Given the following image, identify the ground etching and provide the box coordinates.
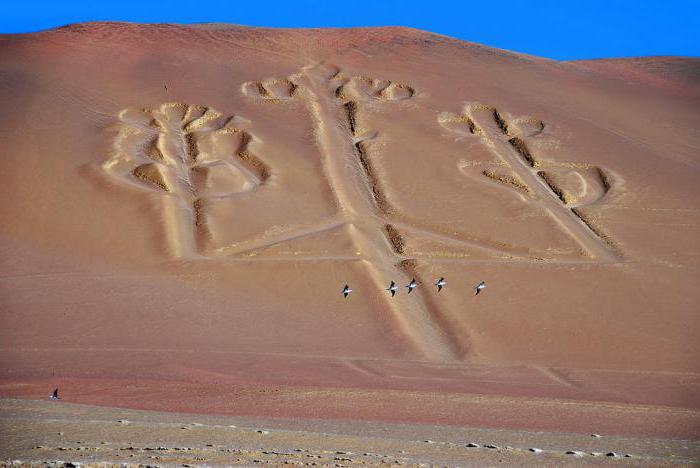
[102,102,269,259]
[243,64,469,361]
[439,103,623,261]
[99,72,623,362]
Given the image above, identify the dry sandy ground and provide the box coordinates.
[1,399,699,466]
[0,22,699,463]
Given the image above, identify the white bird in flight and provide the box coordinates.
[342,284,352,298]
[406,278,417,294]
[474,281,486,295]
[436,277,446,292]
[386,281,398,297]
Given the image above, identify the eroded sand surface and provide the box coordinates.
[0,22,699,455]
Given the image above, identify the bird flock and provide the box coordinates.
[343,279,485,298]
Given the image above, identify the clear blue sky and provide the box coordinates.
[2,0,699,60]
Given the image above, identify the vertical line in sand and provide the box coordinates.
[158,114,199,259]
[300,74,464,361]
[161,195,195,259]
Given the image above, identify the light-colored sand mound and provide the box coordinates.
[0,23,699,439]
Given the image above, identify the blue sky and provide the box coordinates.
[2,0,699,60]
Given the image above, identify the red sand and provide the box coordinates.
[0,23,699,440]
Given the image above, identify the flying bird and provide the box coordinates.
[386,281,398,297]
[435,277,446,292]
[474,281,486,295]
[49,388,59,400]
[342,284,352,298]
[406,278,417,294]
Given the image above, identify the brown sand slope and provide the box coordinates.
[0,23,699,439]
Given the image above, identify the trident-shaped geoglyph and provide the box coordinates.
[243,64,468,360]
[102,102,269,258]
[439,103,621,261]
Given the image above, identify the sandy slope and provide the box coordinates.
[0,22,699,443]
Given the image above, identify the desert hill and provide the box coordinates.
[0,23,699,439]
